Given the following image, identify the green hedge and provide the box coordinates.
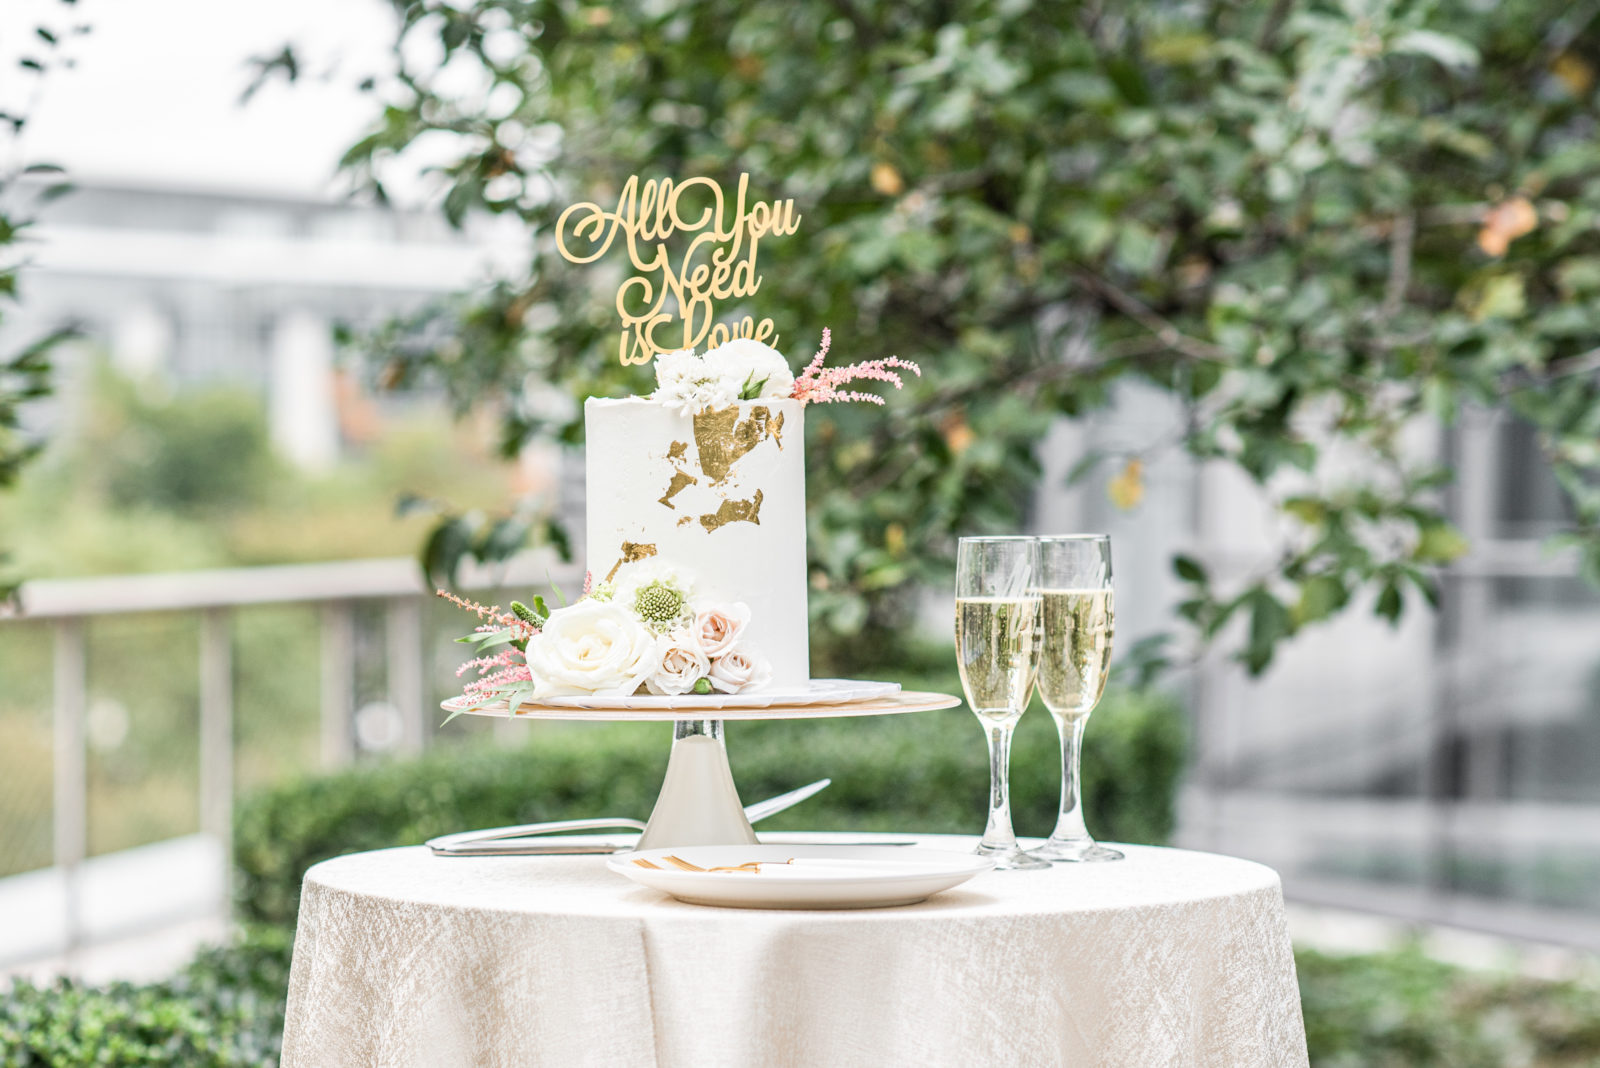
[0,928,290,1068]
[11,937,1600,1067]
[1296,946,1600,1067]
[235,678,1186,927]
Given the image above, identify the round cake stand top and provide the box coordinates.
[451,690,962,722]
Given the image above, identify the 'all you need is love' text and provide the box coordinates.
[555,174,801,365]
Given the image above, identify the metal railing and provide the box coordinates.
[2,552,583,962]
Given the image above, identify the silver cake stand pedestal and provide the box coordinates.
[456,691,961,849]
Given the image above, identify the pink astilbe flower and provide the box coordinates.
[464,664,533,698]
[460,647,532,698]
[456,650,520,677]
[582,570,594,596]
[438,588,544,706]
[436,588,538,638]
[790,328,921,406]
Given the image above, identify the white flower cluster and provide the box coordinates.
[525,563,772,698]
[650,338,795,416]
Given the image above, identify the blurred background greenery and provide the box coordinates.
[0,361,515,874]
[0,362,512,579]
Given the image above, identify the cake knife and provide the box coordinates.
[427,778,832,856]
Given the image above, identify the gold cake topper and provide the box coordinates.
[555,174,801,366]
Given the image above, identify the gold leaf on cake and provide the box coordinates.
[699,490,764,531]
[737,407,781,458]
[692,407,740,482]
[692,406,782,484]
[604,541,657,583]
[658,470,697,509]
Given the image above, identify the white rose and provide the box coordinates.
[702,338,794,400]
[707,645,773,694]
[525,599,659,697]
[645,629,711,695]
[692,601,750,659]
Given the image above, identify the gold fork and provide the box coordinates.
[655,856,796,873]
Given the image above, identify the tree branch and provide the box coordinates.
[1255,0,1295,52]
[1512,345,1600,387]
[1381,212,1415,321]
[1070,268,1229,363]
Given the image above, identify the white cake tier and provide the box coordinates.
[584,397,809,690]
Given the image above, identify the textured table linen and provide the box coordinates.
[281,835,1307,1068]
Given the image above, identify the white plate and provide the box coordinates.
[531,678,900,711]
[608,844,993,909]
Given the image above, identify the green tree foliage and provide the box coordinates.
[0,927,290,1067]
[265,0,1600,671]
[59,370,284,515]
[0,1,89,600]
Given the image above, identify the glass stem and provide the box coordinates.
[978,718,1022,851]
[1049,713,1091,845]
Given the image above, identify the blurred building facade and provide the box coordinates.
[5,177,526,468]
[1039,386,1600,949]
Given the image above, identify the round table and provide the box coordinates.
[281,835,1308,1068]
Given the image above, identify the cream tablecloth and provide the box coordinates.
[281,834,1307,1068]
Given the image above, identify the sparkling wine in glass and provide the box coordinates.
[1030,535,1123,863]
[955,536,1049,871]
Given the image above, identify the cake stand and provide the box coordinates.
[453,690,961,849]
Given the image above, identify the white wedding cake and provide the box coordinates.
[443,331,916,706]
[585,395,810,690]
[442,171,924,706]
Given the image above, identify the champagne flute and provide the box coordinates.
[1030,535,1122,862]
[955,536,1049,871]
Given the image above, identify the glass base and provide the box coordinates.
[1029,839,1124,863]
[975,842,1051,870]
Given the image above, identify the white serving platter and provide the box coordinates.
[540,678,900,710]
[442,680,949,722]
